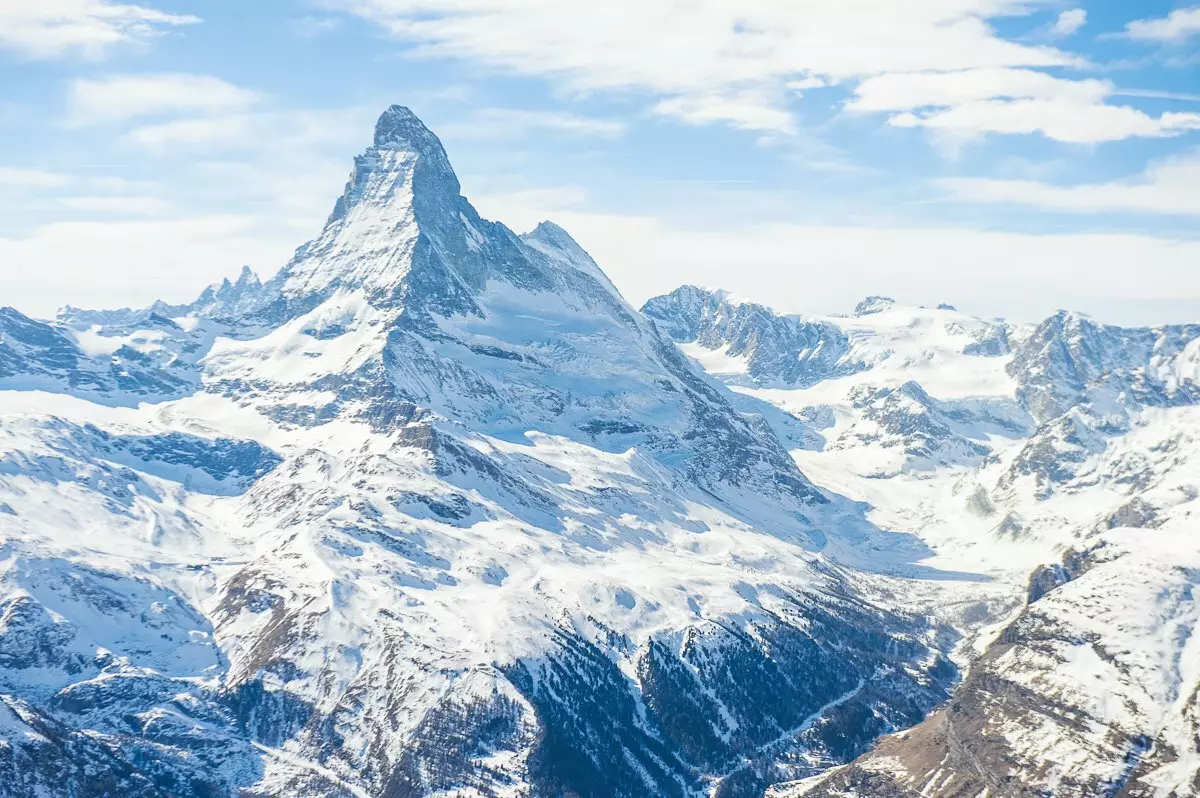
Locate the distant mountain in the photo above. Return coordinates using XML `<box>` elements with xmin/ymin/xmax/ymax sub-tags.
<box><xmin>642</xmin><ymin>285</ymin><xmax>861</xmax><ymax>387</ymax></box>
<box><xmin>642</xmin><ymin>287</ymin><xmax>1200</xmax><ymax>797</ymax></box>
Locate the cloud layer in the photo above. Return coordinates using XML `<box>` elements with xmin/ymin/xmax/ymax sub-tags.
<box><xmin>0</xmin><ymin>1</ymin><xmax>198</xmax><ymax>59</ymax></box>
<box><xmin>325</xmin><ymin>0</ymin><xmax>1197</xmax><ymax>143</ymax></box>
<box><xmin>939</xmin><ymin>150</ymin><xmax>1200</xmax><ymax>217</ymax></box>
<box><xmin>1125</xmin><ymin>6</ymin><xmax>1200</xmax><ymax>43</ymax></box>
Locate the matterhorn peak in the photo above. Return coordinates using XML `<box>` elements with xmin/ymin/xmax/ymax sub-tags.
<box><xmin>373</xmin><ymin>104</ymin><xmax>447</xmax><ymax>155</ymax></box>
<box><xmin>319</xmin><ymin>105</ymin><xmax>461</xmax><ymax>229</ymax></box>
<box><xmin>275</xmin><ymin>105</ymin><xmax>617</xmax><ymax>317</ymax></box>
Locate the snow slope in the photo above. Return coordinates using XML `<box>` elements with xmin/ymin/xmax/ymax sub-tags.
<box><xmin>644</xmin><ymin>286</ymin><xmax>1200</xmax><ymax>796</ymax></box>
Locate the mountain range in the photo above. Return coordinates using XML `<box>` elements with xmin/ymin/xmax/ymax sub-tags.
<box><xmin>2</xmin><ymin>105</ymin><xmax>1199</xmax><ymax>798</ymax></box>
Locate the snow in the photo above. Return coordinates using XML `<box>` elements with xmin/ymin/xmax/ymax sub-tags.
<box><xmin>6</xmin><ymin>105</ymin><xmax>1200</xmax><ymax>798</ymax></box>
<box><xmin>69</xmin><ymin>325</ymin><xmax>158</xmax><ymax>357</ymax></box>
<box><xmin>679</xmin><ymin>341</ymin><xmax>750</xmax><ymax>378</ymax></box>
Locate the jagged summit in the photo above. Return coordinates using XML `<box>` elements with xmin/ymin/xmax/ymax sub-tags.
<box><xmin>525</xmin><ymin>220</ymin><xmax>577</xmax><ymax>248</ymax></box>
<box><xmin>322</xmin><ymin>104</ymin><xmax>460</xmax><ymax>224</ymax></box>
<box><xmin>370</xmin><ymin>104</ymin><xmax>459</xmax><ymax>193</ymax></box>
<box><xmin>272</xmin><ymin>104</ymin><xmax>641</xmax><ymax>327</ymax></box>
<box><xmin>234</xmin><ymin>264</ymin><xmax>259</xmax><ymax>284</ymax></box>
<box><xmin>274</xmin><ymin>105</ymin><xmax>471</xmax><ymax>306</ymax></box>
<box><xmin>854</xmin><ymin>295</ymin><xmax>896</xmax><ymax>316</ymax></box>
<box><xmin>208</xmin><ymin>264</ymin><xmax>262</xmax><ymax>299</ymax></box>
<box><xmin>373</xmin><ymin>104</ymin><xmax>441</xmax><ymax>151</ymax></box>
<box><xmin>642</xmin><ymin>285</ymin><xmax>861</xmax><ymax>387</ymax></box>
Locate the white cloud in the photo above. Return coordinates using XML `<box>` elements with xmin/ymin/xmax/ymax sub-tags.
<box><xmin>0</xmin><ymin>167</ymin><xmax>72</xmax><ymax>189</ymax></box>
<box><xmin>0</xmin><ymin>0</ymin><xmax>198</xmax><ymax>59</ymax></box>
<box><xmin>787</xmin><ymin>75</ymin><xmax>830</xmax><ymax>92</ymax></box>
<box><xmin>0</xmin><ymin>216</ymin><xmax>296</xmax><ymax>317</ymax></box>
<box><xmin>439</xmin><ymin>108</ymin><xmax>625</xmax><ymax>140</ymax></box>
<box><xmin>326</xmin><ymin>1</ymin><xmax>1197</xmax><ymax>145</ymax></box>
<box><xmin>325</xmin><ymin>0</ymin><xmax>1076</xmax><ymax>133</ymax></box>
<box><xmin>1050</xmin><ymin>8</ymin><xmax>1087</xmax><ymax>37</ymax></box>
<box><xmin>653</xmin><ymin>90</ymin><xmax>797</xmax><ymax>134</ymax></box>
<box><xmin>1125</xmin><ymin>6</ymin><xmax>1200</xmax><ymax>42</ymax></box>
<box><xmin>937</xmin><ymin>150</ymin><xmax>1200</xmax><ymax>216</ymax></box>
<box><xmin>890</xmin><ymin>99</ymin><xmax>1200</xmax><ymax>143</ymax></box>
<box><xmin>68</xmin><ymin>73</ymin><xmax>262</xmax><ymax>126</ymax></box>
<box><xmin>126</xmin><ymin>114</ymin><xmax>259</xmax><ymax>149</ymax></box>
<box><xmin>849</xmin><ymin>68</ymin><xmax>1110</xmax><ymax>112</ymax></box>
<box><xmin>123</xmin><ymin>107</ymin><xmax>374</xmax><ymax>154</ymax></box>
<box><xmin>59</xmin><ymin>195</ymin><xmax>174</xmax><ymax>215</ymax></box>
<box><xmin>850</xmin><ymin>68</ymin><xmax>1200</xmax><ymax>143</ymax></box>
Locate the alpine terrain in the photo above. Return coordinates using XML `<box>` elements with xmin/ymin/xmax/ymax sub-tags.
<box><xmin>1</xmin><ymin>106</ymin><xmax>1198</xmax><ymax>797</ymax></box>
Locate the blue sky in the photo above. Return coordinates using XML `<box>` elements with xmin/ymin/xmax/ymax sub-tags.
<box><xmin>2</xmin><ymin>0</ymin><xmax>1200</xmax><ymax>324</ymax></box>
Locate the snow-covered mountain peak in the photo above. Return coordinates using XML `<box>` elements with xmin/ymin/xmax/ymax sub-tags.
<box><xmin>373</xmin><ymin>104</ymin><xmax>446</xmax><ymax>153</ymax></box>
<box><xmin>269</xmin><ymin>105</ymin><xmax>636</xmax><ymax>329</ymax></box>
<box><xmin>158</xmin><ymin>264</ymin><xmax>264</xmax><ymax>320</ymax></box>
<box><xmin>521</xmin><ymin>220</ymin><xmax>587</xmax><ymax>261</ymax></box>
<box><xmin>232</xmin><ymin>264</ymin><xmax>260</xmax><ymax>288</ymax></box>
<box><xmin>853</xmin><ymin>295</ymin><xmax>896</xmax><ymax>316</ymax></box>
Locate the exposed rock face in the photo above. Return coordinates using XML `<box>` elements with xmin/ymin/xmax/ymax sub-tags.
<box><xmin>1007</xmin><ymin>311</ymin><xmax>1200</xmax><ymax>425</ymax></box>
<box><xmin>770</xmin><ymin>542</ymin><xmax>1200</xmax><ymax>798</ymax></box>
<box><xmin>642</xmin><ymin>286</ymin><xmax>860</xmax><ymax>387</ymax></box>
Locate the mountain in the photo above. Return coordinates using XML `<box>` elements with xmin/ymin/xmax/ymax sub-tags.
<box><xmin>0</xmin><ymin>107</ymin><xmax>965</xmax><ymax>798</ymax></box>
<box><xmin>5</xmin><ymin>106</ymin><xmax>1200</xmax><ymax>798</ymax></box>
<box><xmin>643</xmin><ymin>287</ymin><xmax>1200</xmax><ymax>797</ymax></box>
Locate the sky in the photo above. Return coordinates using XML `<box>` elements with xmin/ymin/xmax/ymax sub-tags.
<box><xmin>2</xmin><ymin>1</ymin><xmax>1200</xmax><ymax>325</ymax></box>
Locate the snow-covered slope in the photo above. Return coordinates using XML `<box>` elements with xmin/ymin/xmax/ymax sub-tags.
<box><xmin>0</xmin><ymin>108</ymin><xmax>970</xmax><ymax>798</ymax></box>
<box><xmin>6</xmin><ymin>105</ymin><xmax>1199</xmax><ymax>798</ymax></box>
<box><xmin>644</xmin><ymin>286</ymin><xmax>1200</xmax><ymax>796</ymax></box>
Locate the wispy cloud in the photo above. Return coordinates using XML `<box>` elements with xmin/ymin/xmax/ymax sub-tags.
<box><xmin>0</xmin><ymin>167</ymin><xmax>72</xmax><ymax>189</ymax></box>
<box><xmin>441</xmin><ymin>108</ymin><xmax>625</xmax><ymax>140</ymax></box>
<box><xmin>653</xmin><ymin>90</ymin><xmax>797</xmax><ymax>134</ymax></box>
<box><xmin>290</xmin><ymin>16</ymin><xmax>342</xmax><ymax>38</ymax></box>
<box><xmin>850</xmin><ymin>68</ymin><xmax>1200</xmax><ymax>143</ymax></box>
<box><xmin>1112</xmin><ymin>88</ymin><xmax>1200</xmax><ymax>102</ymax></box>
<box><xmin>123</xmin><ymin>107</ymin><xmax>373</xmax><ymax>154</ymax></box>
<box><xmin>470</xmin><ymin>185</ymin><xmax>591</xmax><ymax>232</ymax></box>
<box><xmin>323</xmin><ymin>1</ymin><xmax>1200</xmax><ymax>148</ymax></box>
<box><xmin>59</xmin><ymin>195</ymin><xmax>174</xmax><ymax>215</ymax></box>
<box><xmin>937</xmin><ymin>150</ymin><xmax>1200</xmax><ymax>217</ymax></box>
<box><xmin>1124</xmin><ymin>6</ymin><xmax>1200</xmax><ymax>43</ymax></box>
<box><xmin>323</xmin><ymin>0</ymin><xmax>1078</xmax><ymax>136</ymax></box>
<box><xmin>1050</xmin><ymin>9</ymin><xmax>1087</xmax><ymax>38</ymax></box>
<box><xmin>68</xmin><ymin>73</ymin><xmax>262</xmax><ymax>126</ymax></box>
<box><xmin>890</xmin><ymin>99</ymin><xmax>1200</xmax><ymax>144</ymax></box>
<box><xmin>0</xmin><ymin>1</ymin><xmax>199</xmax><ymax>60</ymax></box>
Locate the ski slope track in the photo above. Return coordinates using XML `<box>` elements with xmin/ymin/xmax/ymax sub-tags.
<box><xmin>1</xmin><ymin>106</ymin><xmax>1197</xmax><ymax>797</ymax></box>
